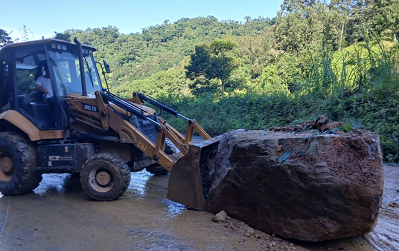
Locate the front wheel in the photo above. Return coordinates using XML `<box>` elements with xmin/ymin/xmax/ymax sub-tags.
<box><xmin>0</xmin><ymin>132</ymin><xmax>42</xmax><ymax>195</ymax></box>
<box><xmin>80</xmin><ymin>153</ymin><xmax>131</xmax><ymax>201</ymax></box>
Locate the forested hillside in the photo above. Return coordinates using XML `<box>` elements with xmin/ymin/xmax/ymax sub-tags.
<box><xmin>1</xmin><ymin>0</ymin><xmax>398</xmax><ymax>162</ymax></box>
<box><xmin>52</xmin><ymin>15</ymin><xmax>273</xmax><ymax>94</ymax></box>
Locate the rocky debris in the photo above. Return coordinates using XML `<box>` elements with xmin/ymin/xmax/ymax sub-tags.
<box><xmin>204</xmin><ymin>128</ymin><xmax>384</xmax><ymax>242</ymax></box>
<box><xmin>269</xmin><ymin>115</ymin><xmax>343</xmax><ymax>133</ymax></box>
<box><xmin>212</xmin><ymin>210</ymin><xmax>229</xmax><ymax>222</ymax></box>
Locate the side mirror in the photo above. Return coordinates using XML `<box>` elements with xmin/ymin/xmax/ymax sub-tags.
<box><xmin>103</xmin><ymin>60</ymin><xmax>111</xmax><ymax>73</ymax></box>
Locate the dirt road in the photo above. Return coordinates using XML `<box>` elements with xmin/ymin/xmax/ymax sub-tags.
<box><xmin>0</xmin><ymin>165</ymin><xmax>398</xmax><ymax>251</ymax></box>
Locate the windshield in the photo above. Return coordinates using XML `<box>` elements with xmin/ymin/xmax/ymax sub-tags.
<box><xmin>48</xmin><ymin>46</ymin><xmax>102</xmax><ymax>97</ymax></box>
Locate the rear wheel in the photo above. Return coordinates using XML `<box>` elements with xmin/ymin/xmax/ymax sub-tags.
<box><xmin>0</xmin><ymin>132</ymin><xmax>42</xmax><ymax>195</ymax></box>
<box><xmin>80</xmin><ymin>153</ymin><xmax>131</xmax><ymax>201</ymax></box>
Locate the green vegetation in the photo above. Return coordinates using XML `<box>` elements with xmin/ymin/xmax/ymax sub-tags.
<box><xmin>2</xmin><ymin>0</ymin><xmax>399</xmax><ymax>162</ymax></box>
<box><xmin>0</xmin><ymin>29</ymin><xmax>13</xmax><ymax>48</ymax></box>
<box><xmin>186</xmin><ymin>38</ymin><xmax>238</xmax><ymax>96</ymax></box>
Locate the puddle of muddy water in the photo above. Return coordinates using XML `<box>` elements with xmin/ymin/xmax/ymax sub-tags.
<box><xmin>0</xmin><ymin>165</ymin><xmax>398</xmax><ymax>251</ymax></box>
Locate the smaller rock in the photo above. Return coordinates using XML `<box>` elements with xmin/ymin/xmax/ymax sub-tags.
<box><xmin>244</xmin><ymin>227</ymin><xmax>255</xmax><ymax>237</ymax></box>
<box><xmin>212</xmin><ymin>210</ymin><xmax>228</xmax><ymax>222</ymax></box>
<box><xmin>312</xmin><ymin>114</ymin><xmax>329</xmax><ymax>130</ymax></box>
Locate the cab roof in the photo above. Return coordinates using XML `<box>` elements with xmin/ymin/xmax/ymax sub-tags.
<box><xmin>0</xmin><ymin>38</ymin><xmax>96</xmax><ymax>52</ymax></box>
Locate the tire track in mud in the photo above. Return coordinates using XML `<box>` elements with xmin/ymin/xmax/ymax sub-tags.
<box><xmin>0</xmin><ymin>198</ymin><xmax>9</xmax><ymax>237</ymax></box>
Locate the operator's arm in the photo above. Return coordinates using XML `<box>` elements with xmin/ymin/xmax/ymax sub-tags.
<box><xmin>35</xmin><ymin>77</ymin><xmax>49</xmax><ymax>94</ymax></box>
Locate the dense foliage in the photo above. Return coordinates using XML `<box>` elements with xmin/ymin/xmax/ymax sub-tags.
<box><xmin>53</xmin><ymin>16</ymin><xmax>272</xmax><ymax>92</ymax></box>
<box><xmin>2</xmin><ymin>0</ymin><xmax>399</xmax><ymax>162</ymax></box>
<box><xmin>0</xmin><ymin>29</ymin><xmax>13</xmax><ymax>48</ymax></box>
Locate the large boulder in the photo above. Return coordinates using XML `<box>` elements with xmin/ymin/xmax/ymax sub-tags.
<box><xmin>205</xmin><ymin>129</ymin><xmax>384</xmax><ymax>242</ymax></box>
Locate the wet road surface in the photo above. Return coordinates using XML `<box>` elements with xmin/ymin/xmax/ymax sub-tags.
<box><xmin>0</xmin><ymin>171</ymin><xmax>272</xmax><ymax>251</ymax></box>
<box><xmin>0</xmin><ymin>165</ymin><xmax>398</xmax><ymax>251</ymax></box>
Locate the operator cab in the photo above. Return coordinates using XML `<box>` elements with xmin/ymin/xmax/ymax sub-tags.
<box><xmin>0</xmin><ymin>39</ymin><xmax>103</xmax><ymax>130</ymax></box>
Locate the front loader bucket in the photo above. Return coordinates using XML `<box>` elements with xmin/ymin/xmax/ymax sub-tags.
<box><xmin>167</xmin><ymin>137</ymin><xmax>220</xmax><ymax>211</ymax></box>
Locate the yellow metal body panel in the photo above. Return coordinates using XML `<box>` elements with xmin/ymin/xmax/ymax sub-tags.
<box><xmin>0</xmin><ymin>110</ymin><xmax>65</xmax><ymax>141</ymax></box>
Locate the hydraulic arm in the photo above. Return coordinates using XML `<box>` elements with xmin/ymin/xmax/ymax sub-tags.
<box><xmin>69</xmin><ymin>90</ymin><xmax>211</xmax><ymax>172</ymax></box>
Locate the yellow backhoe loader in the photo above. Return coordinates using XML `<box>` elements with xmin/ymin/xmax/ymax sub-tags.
<box><xmin>0</xmin><ymin>38</ymin><xmax>218</xmax><ymax>210</ymax></box>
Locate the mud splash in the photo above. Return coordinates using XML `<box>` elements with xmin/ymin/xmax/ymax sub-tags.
<box><xmin>0</xmin><ymin>165</ymin><xmax>398</xmax><ymax>250</ymax></box>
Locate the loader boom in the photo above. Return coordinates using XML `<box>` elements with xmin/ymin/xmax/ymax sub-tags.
<box><xmin>68</xmin><ymin>90</ymin><xmax>211</xmax><ymax>172</ymax></box>
<box><xmin>133</xmin><ymin>92</ymin><xmax>211</xmax><ymax>143</ymax></box>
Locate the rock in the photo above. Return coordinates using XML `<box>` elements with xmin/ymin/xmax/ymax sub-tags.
<box><xmin>269</xmin><ymin>115</ymin><xmax>343</xmax><ymax>133</ymax></box>
<box><xmin>204</xmin><ymin>129</ymin><xmax>384</xmax><ymax>242</ymax></box>
<box><xmin>212</xmin><ymin>210</ymin><xmax>228</xmax><ymax>222</ymax></box>
<box><xmin>244</xmin><ymin>226</ymin><xmax>255</xmax><ymax>237</ymax></box>
<box><xmin>312</xmin><ymin>114</ymin><xmax>329</xmax><ymax>130</ymax></box>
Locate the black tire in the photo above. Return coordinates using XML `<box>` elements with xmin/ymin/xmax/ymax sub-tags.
<box><xmin>145</xmin><ymin>164</ymin><xmax>169</xmax><ymax>175</ymax></box>
<box><xmin>80</xmin><ymin>153</ymin><xmax>131</xmax><ymax>201</ymax></box>
<box><xmin>145</xmin><ymin>139</ymin><xmax>176</xmax><ymax>175</ymax></box>
<box><xmin>0</xmin><ymin>132</ymin><xmax>42</xmax><ymax>195</ymax></box>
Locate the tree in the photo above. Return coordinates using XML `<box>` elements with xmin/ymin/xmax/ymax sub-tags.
<box><xmin>329</xmin><ymin>0</ymin><xmax>374</xmax><ymax>45</ymax></box>
<box><xmin>0</xmin><ymin>29</ymin><xmax>13</xmax><ymax>48</ymax></box>
<box><xmin>274</xmin><ymin>0</ymin><xmax>367</xmax><ymax>54</ymax></box>
<box><xmin>328</xmin><ymin>0</ymin><xmax>351</xmax><ymax>51</ymax></box>
<box><xmin>280</xmin><ymin>0</ymin><xmax>317</xmax><ymax>13</ymax></box>
<box><xmin>186</xmin><ymin>38</ymin><xmax>238</xmax><ymax>96</ymax></box>
<box><xmin>244</xmin><ymin>16</ymin><xmax>252</xmax><ymax>23</ymax></box>
<box><xmin>275</xmin><ymin>0</ymin><xmax>327</xmax><ymax>54</ymax></box>
<box><xmin>185</xmin><ymin>45</ymin><xmax>214</xmax><ymax>95</ymax></box>
<box><xmin>54</xmin><ymin>31</ymin><xmax>71</xmax><ymax>41</ymax></box>
<box><xmin>208</xmin><ymin>38</ymin><xmax>238</xmax><ymax>95</ymax></box>
<box><xmin>372</xmin><ymin>0</ymin><xmax>399</xmax><ymax>40</ymax></box>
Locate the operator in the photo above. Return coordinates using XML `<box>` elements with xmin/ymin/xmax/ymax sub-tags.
<box><xmin>1</xmin><ymin>68</ymin><xmax>8</xmax><ymax>89</ymax></box>
<box><xmin>1</xmin><ymin>68</ymin><xmax>9</xmax><ymax>110</ymax></box>
<box><xmin>34</xmin><ymin>64</ymin><xmax>53</xmax><ymax>98</ymax></box>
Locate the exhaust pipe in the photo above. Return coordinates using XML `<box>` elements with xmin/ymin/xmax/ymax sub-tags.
<box><xmin>74</xmin><ymin>38</ymin><xmax>87</xmax><ymax>96</ymax></box>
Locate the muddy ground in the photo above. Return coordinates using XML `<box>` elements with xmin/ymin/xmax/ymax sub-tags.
<box><xmin>0</xmin><ymin>164</ymin><xmax>398</xmax><ymax>251</ymax></box>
